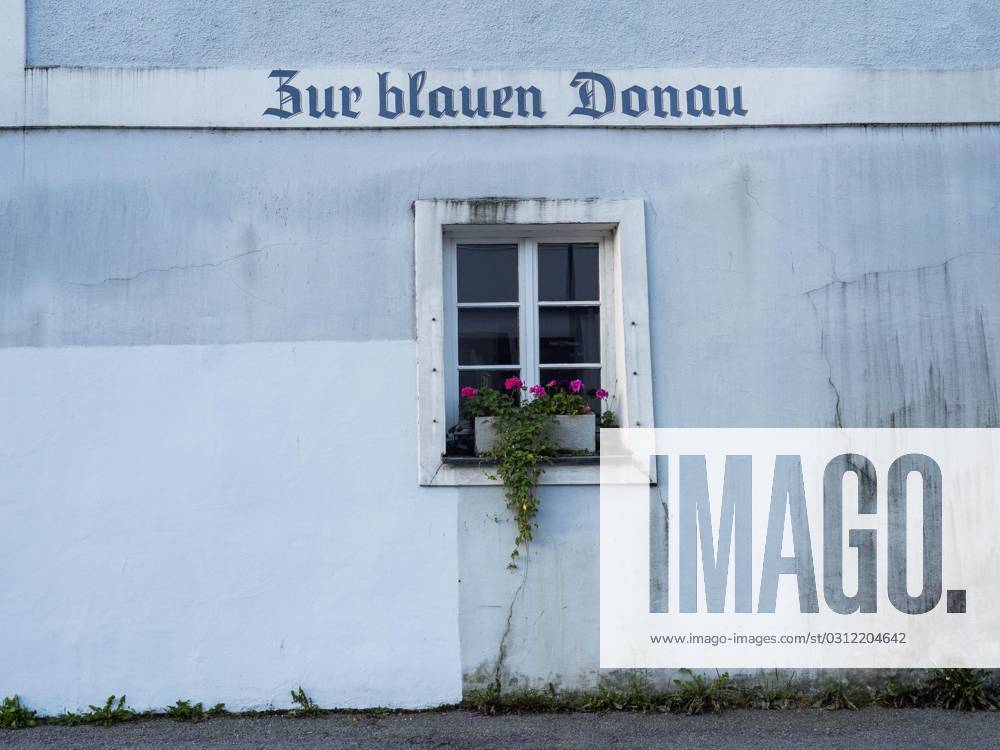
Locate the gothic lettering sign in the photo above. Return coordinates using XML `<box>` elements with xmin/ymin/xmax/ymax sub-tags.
<box><xmin>10</xmin><ymin>67</ymin><xmax>1000</xmax><ymax>129</ymax></box>
<box><xmin>261</xmin><ymin>69</ymin><xmax>748</xmax><ymax>123</ymax></box>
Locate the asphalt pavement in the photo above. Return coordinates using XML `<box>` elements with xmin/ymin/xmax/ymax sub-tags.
<box><xmin>2</xmin><ymin>708</ymin><xmax>998</xmax><ymax>749</ymax></box>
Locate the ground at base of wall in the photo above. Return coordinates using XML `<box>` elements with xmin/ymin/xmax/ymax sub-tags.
<box><xmin>2</xmin><ymin>709</ymin><xmax>999</xmax><ymax>750</ymax></box>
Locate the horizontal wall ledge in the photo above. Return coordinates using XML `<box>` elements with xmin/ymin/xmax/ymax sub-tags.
<box><xmin>4</xmin><ymin>67</ymin><xmax>1000</xmax><ymax>129</ymax></box>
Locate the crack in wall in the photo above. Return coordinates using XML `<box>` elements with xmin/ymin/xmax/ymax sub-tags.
<box><xmin>805</xmin><ymin>290</ymin><xmax>846</xmax><ymax>428</ymax></box>
<box><xmin>493</xmin><ymin>557</ymin><xmax>529</xmax><ymax>693</ymax></box>
<box><xmin>802</xmin><ymin>251</ymin><xmax>1000</xmax><ymax>298</ymax></box>
<box><xmin>66</xmin><ymin>244</ymin><xmax>276</xmax><ymax>287</ymax></box>
<box><xmin>740</xmin><ymin>168</ymin><xmax>844</xmax><ymax>282</ymax></box>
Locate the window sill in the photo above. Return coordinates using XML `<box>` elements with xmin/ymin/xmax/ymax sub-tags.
<box><xmin>441</xmin><ymin>454</ymin><xmax>599</xmax><ymax>467</ymax></box>
<box><xmin>429</xmin><ymin>455</ymin><xmax>600</xmax><ymax>486</ymax></box>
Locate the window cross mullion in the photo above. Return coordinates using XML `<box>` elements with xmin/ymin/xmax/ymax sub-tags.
<box><xmin>520</xmin><ymin>237</ymin><xmax>539</xmax><ymax>391</ymax></box>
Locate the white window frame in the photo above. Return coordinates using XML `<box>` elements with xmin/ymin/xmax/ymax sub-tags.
<box><xmin>415</xmin><ymin>198</ymin><xmax>654</xmax><ymax>486</ymax></box>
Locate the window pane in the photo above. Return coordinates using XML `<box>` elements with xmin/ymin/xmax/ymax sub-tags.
<box><xmin>459</xmin><ymin>369</ymin><xmax>521</xmax><ymax>392</ymax></box>
<box><xmin>458</xmin><ymin>244</ymin><xmax>518</xmax><ymax>303</ymax></box>
<box><xmin>540</xmin><ymin>368</ymin><xmax>603</xmax><ymax>416</ymax></box>
<box><xmin>539</xmin><ymin>306</ymin><xmax>600</xmax><ymax>364</ymax></box>
<box><xmin>538</xmin><ymin>243</ymin><xmax>599</xmax><ymax>301</ymax></box>
<box><xmin>458</xmin><ymin>308</ymin><xmax>519</xmax><ymax>365</ymax></box>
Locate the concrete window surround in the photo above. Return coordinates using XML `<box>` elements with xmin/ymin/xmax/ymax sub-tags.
<box><xmin>414</xmin><ymin>198</ymin><xmax>654</xmax><ymax>486</ymax></box>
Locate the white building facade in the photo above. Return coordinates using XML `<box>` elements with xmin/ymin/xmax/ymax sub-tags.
<box><xmin>2</xmin><ymin>0</ymin><xmax>999</xmax><ymax>712</ymax></box>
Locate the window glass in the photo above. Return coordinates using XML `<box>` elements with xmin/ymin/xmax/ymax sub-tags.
<box><xmin>458</xmin><ymin>308</ymin><xmax>519</xmax><ymax>365</ymax></box>
<box><xmin>539</xmin><ymin>306</ymin><xmax>600</xmax><ymax>364</ymax></box>
<box><xmin>458</xmin><ymin>244</ymin><xmax>518</xmax><ymax>303</ymax></box>
<box><xmin>449</xmin><ymin>234</ymin><xmax>604</xmax><ymax>438</ymax></box>
<box><xmin>459</xmin><ymin>369</ymin><xmax>521</xmax><ymax>392</ymax></box>
<box><xmin>538</xmin><ymin>243</ymin><xmax>599</xmax><ymax>301</ymax></box>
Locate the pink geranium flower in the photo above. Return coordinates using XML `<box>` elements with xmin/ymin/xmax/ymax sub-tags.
<box><xmin>546</xmin><ymin>380</ymin><xmax>558</xmax><ymax>388</ymax></box>
<box><xmin>569</xmin><ymin>379</ymin><xmax>584</xmax><ymax>393</ymax></box>
<box><xmin>460</xmin><ymin>386</ymin><xmax>478</xmax><ymax>398</ymax></box>
<box><xmin>528</xmin><ymin>384</ymin><xmax>545</xmax><ymax>396</ymax></box>
<box><xmin>504</xmin><ymin>376</ymin><xmax>524</xmax><ymax>391</ymax></box>
<box><xmin>595</xmin><ymin>388</ymin><xmax>609</xmax><ymax>399</ymax></box>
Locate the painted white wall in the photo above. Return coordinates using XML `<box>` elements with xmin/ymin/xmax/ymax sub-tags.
<box><xmin>1</xmin><ymin>122</ymin><xmax>999</xmax><ymax>701</ymax></box>
<box><xmin>0</xmin><ymin>340</ymin><xmax>462</xmax><ymax>712</ymax></box>
<box><xmin>25</xmin><ymin>0</ymin><xmax>1000</xmax><ymax>69</ymax></box>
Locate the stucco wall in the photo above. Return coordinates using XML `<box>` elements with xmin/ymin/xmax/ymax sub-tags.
<box><xmin>0</xmin><ymin>339</ymin><xmax>462</xmax><ymax>713</ymax></box>
<box><xmin>2</xmin><ymin>124</ymin><xmax>999</xmax><ymax>705</ymax></box>
<box><xmin>25</xmin><ymin>0</ymin><xmax>1000</xmax><ymax>69</ymax></box>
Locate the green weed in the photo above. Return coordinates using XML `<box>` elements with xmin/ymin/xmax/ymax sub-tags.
<box><xmin>288</xmin><ymin>687</ymin><xmax>322</xmax><ymax>718</ymax></box>
<box><xmin>82</xmin><ymin>695</ymin><xmax>135</xmax><ymax>726</ymax></box>
<box><xmin>666</xmin><ymin>669</ymin><xmax>742</xmax><ymax>715</ymax></box>
<box><xmin>583</xmin><ymin>674</ymin><xmax>663</xmax><ymax>712</ymax></box>
<box><xmin>0</xmin><ymin>695</ymin><xmax>37</xmax><ymax>729</ymax></box>
<box><xmin>811</xmin><ymin>679</ymin><xmax>865</xmax><ymax>711</ymax></box>
<box><xmin>874</xmin><ymin>674</ymin><xmax>926</xmax><ymax>708</ymax></box>
<box><xmin>926</xmin><ymin>669</ymin><xmax>997</xmax><ymax>711</ymax></box>
<box><xmin>166</xmin><ymin>699</ymin><xmax>226</xmax><ymax>722</ymax></box>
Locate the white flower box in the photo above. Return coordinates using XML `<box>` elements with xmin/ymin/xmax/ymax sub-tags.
<box><xmin>474</xmin><ymin>414</ymin><xmax>596</xmax><ymax>455</ymax></box>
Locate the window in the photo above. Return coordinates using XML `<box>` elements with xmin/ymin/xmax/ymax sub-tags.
<box><xmin>443</xmin><ymin>235</ymin><xmax>610</xmax><ymax>437</ymax></box>
<box><xmin>415</xmin><ymin>198</ymin><xmax>653</xmax><ymax>486</ymax></box>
